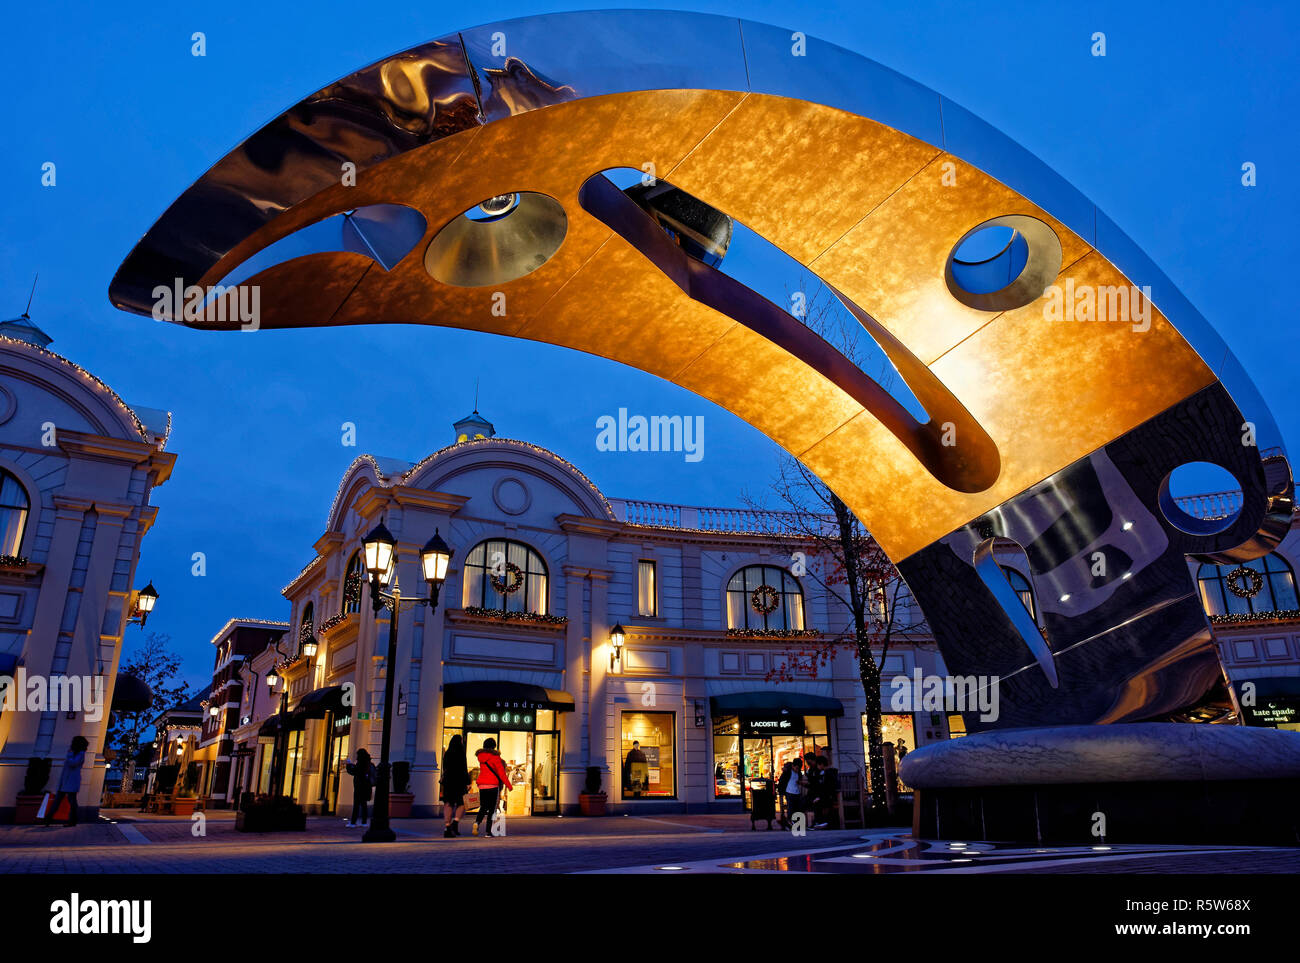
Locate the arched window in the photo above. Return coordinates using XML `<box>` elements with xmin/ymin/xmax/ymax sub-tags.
<box><xmin>342</xmin><ymin>552</ymin><xmax>363</xmax><ymax>615</ymax></box>
<box><xmin>299</xmin><ymin>602</ymin><xmax>315</xmax><ymax>648</ymax></box>
<box><xmin>1001</xmin><ymin>566</ymin><xmax>1036</xmax><ymax>621</ymax></box>
<box><xmin>1198</xmin><ymin>554</ymin><xmax>1299</xmax><ymax>616</ymax></box>
<box><xmin>0</xmin><ymin>470</ymin><xmax>30</xmax><ymax>558</ymax></box>
<box><xmin>462</xmin><ymin>538</ymin><xmax>549</xmax><ymax>614</ymax></box>
<box><xmin>726</xmin><ymin>565</ymin><xmax>805</xmax><ymax>631</ymax></box>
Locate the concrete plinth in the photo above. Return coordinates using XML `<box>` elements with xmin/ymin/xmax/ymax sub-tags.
<box><xmin>899</xmin><ymin>723</ymin><xmax>1300</xmax><ymax>845</ymax></box>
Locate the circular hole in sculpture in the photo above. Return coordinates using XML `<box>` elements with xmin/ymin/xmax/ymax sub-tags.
<box><xmin>944</xmin><ymin>214</ymin><xmax>1062</xmax><ymax>312</ymax></box>
<box><xmin>425</xmin><ymin>191</ymin><xmax>566</xmax><ymax>287</ymax></box>
<box><xmin>1158</xmin><ymin>461</ymin><xmax>1243</xmax><ymax>536</ymax></box>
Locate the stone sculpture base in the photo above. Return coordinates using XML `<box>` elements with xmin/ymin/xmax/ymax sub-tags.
<box><xmin>899</xmin><ymin>723</ymin><xmax>1300</xmax><ymax>845</ymax></box>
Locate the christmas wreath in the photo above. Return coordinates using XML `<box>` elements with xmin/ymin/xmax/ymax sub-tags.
<box><xmin>750</xmin><ymin>584</ymin><xmax>781</xmax><ymax>615</ymax></box>
<box><xmin>1225</xmin><ymin>565</ymin><xmax>1264</xmax><ymax>599</ymax></box>
<box><xmin>490</xmin><ymin>561</ymin><xmax>525</xmax><ymax>596</ymax></box>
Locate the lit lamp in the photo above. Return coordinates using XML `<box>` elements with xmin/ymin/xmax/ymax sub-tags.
<box><xmin>209</xmin><ymin>706</ymin><xmax>219</xmax><ymax>718</ymax></box>
<box><xmin>610</xmin><ymin>623</ymin><xmax>626</xmax><ymax>672</ymax></box>
<box><xmin>420</xmin><ymin>529</ymin><xmax>454</xmax><ymax>606</ymax></box>
<box><xmin>134</xmin><ymin>582</ymin><xmax>158</xmax><ymax>627</ymax></box>
<box><xmin>301</xmin><ymin>634</ymin><xmax>319</xmax><ymax>659</ymax></box>
<box><xmin>265</xmin><ymin>666</ymin><xmax>280</xmax><ymax>690</ymax></box>
<box><xmin>358</xmin><ymin>523</ymin><xmax>454</xmax><ymax>844</ymax></box>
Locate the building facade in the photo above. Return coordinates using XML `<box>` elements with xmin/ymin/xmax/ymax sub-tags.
<box><xmin>0</xmin><ymin>319</ymin><xmax>174</xmax><ymax>820</ymax></box>
<box><xmin>202</xmin><ymin>415</ymin><xmax>1300</xmax><ymax>818</ymax></box>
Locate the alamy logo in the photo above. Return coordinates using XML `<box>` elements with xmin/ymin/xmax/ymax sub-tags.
<box><xmin>0</xmin><ymin>670</ymin><xmax>105</xmax><ymax>723</ymax></box>
<box><xmin>889</xmin><ymin>670</ymin><xmax>1000</xmax><ymax>722</ymax></box>
<box><xmin>1042</xmin><ymin>279</ymin><xmax>1153</xmax><ymax>332</ymax></box>
<box><xmin>595</xmin><ymin>408</ymin><xmax>704</xmax><ymax>462</ymax></box>
<box><xmin>151</xmin><ymin>278</ymin><xmax>260</xmax><ymax>329</ymax></box>
<box><xmin>50</xmin><ymin>894</ymin><xmax>151</xmax><ymax>943</ymax></box>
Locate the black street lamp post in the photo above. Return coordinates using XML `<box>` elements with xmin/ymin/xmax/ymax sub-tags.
<box><xmin>361</xmin><ymin>523</ymin><xmax>453</xmax><ymax>843</ymax></box>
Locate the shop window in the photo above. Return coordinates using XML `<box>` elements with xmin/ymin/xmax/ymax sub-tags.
<box><xmin>947</xmin><ymin>714</ymin><xmax>967</xmax><ymax>739</ymax></box>
<box><xmin>637</xmin><ymin>559</ymin><xmax>657</xmax><ymax>617</ymax></box>
<box><xmin>342</xmin><ymin>552</ymin><xmax>363</xmax><ymax>614</ymax></box>
<box><xmin>0</xmin><ymin>470</ymin><xmax>30</xmax><ymax>558</ymax></box>
<box><xmin>620</xmin><ymin>711</ymin><xmax>676</xmax><ymax>799</ymax></box>
<box><xmin>726</xmin><ymin>564</ymin><xmax>805</xmax><ymax>631</ymax></box>
<box><xmin>862</xmin><ymin>712</ymin><xmax>916</xmax><ymax>791</ymax></box>
<box><xmin>712</xmin><ymin>715</ymin><xmax>741</xmax><ymax>798</ymax></box>
<box><xmin>1198</xmin><ymin>554</ymin><xmax>1299</xmax><ymax>616</ymax></box>
<box><xmin>462</xmin><ymin>538</ymin><xmax>549</xmax><ymax>614</ymax></box>
<box><xmin>256</xmin><ymin>738</ymin><xmax>275</xmax><ymax>794</ymax></box>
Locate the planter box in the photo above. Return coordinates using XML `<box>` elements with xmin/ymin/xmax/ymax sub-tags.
<box><xmin>388</xmin><ymin>793</ymin><xmax>414</xmax><ymax>819</ymax></box>
<box><xmin>236</xmin><ymin>807</ymin><xmax>307</xmax><ymax>832</ymax></box>
<box><xmin>170</xmin><ymin>798</ymin><xmax>198</xmax><ymax>817</ymax></box>
<box><xmin>14</xmin><ymin>794</ymin><xmax>44</xmax><ymax>825</ymax></box>
<box><xmin>578</xmin><ymin>793</ymin><xmax>607</xmax><ymax>816</ymax></box>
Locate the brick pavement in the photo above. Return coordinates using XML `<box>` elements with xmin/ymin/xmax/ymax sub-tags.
<box><xmin>2</xmin><ymin>811</ymin><xmax>1297</xmax><ymax>874</ymax></box>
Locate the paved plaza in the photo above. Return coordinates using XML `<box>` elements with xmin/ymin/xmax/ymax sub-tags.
<box><xmin>2</xmin><ymin>810</ymin><xmax>1297</xmax><ymax>874</ymax></box>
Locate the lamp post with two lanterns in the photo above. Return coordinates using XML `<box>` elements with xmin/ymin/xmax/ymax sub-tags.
<box><xmin>359</xmin><ymin>522</ymin><xmax>453</xmax><ymax>843</ymax></box>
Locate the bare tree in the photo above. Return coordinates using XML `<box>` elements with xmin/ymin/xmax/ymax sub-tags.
<box><xmin>744</xmin><ymin>282</ymin><xmax>929</xmax><ymax>810</ymax></box>
<box><xmin>106</xmin><ymin>632</ymin><xmax>190</xmax><ymax>792</ymax></box>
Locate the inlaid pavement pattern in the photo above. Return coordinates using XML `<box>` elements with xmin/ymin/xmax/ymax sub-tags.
<box><xmin>1</xmin><ymin>812</ymin><xmax>1297</xmax><ymax>874</ymax></box>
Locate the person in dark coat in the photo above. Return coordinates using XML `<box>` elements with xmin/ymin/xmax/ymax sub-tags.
<box><xmin>623</xmin><ymin>741</ymin><xmax>649</xmax><ymax>797</ymax></box>
<box><xmin>440</xmin><ymin>735</ymin><xmax>470</xmax><ymax>838</ymax></box>
<box><xmin>45</xmin><ymin>736</ymin><xmax>89</xmax><ymax>827</ymax></box>
<box><xmin>345</xmin><ymin>748</ymin><xmax>377</xmax><ymax>827</ymax></box>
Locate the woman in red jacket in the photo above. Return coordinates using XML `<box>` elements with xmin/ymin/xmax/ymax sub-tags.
<box><xmin>473</xmin><ymin>738</ymin><xmax>513</xmax><ymax>836</ymax></box>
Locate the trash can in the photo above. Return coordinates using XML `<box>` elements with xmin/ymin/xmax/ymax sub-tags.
<box><xmin>750</xmin><ymin>778</ymin><xmax>776</xmax><ymax>830</ymax></box>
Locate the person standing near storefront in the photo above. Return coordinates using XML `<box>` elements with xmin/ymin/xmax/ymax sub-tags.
<box><xmin>473</xmin><ymin>738</ymin><xmax>512</xmax><ymax>837</ymax></box>
<box><xmin>345</xmin><ymin>748</ymin><xmax>376</xmax><ymax>827</ymax></box>
<box><xmin>440</xmin><ymin>735</ymin><xmax>470</xmax><ymax>838</ymax></box>
<box><xmin>802</xmin><ymin>751</ymin><xmax>821</xmax><ymax>829</ymax></box>
<box><xmin>781</xmin><ymin>757</ymin><xmax>805</xmax><ymax>826</ymax></box>
<box><xmin>623</xmin><ymin>740</ymin><xmax>649</xmax><ymax>797</ymax></box>
<box><xmin>44</xmin><ymin>735</ymin><xmax>88</xmax><ymax>827</ymax></box>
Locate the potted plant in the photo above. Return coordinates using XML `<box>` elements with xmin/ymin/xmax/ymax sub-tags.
<box><xmin>389</xmin><ymin>761</ymin><xmax>414</xmax><ymax>818</ymax></box>
<box><xmin>579</xmin><ymin>766</ymin><xmax>606</xmax><ymax>816</ymax></box>
<box><xmin>236</xmin><ymin>793</ymin><xmax>306</xmax><ymax>832</ymax></box>
<box><xmin>14</xmin><ymin>757</ymin><xmax>52</xmax><ymax>824</ymax></box>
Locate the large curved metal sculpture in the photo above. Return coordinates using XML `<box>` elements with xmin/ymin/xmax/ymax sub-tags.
<box><xmin>109</xmin><ymin>10</ymin><xmax>1293</xmax><ymax>731</ymax></box>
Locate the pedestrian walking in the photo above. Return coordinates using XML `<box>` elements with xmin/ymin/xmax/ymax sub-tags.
<box><xmin>473</xmin><ymin>738</ymin><xmax>512</xmax><ymax>836</ymax></box>
<box><xmin>44</xmin><ymin>736</ymin><xmax>89</xmax><ymax>827</ymax></box>
<box><xmin>440</xmin><ymin>734</ymin><xmax>470</xmax><ymax>837</ymax></box>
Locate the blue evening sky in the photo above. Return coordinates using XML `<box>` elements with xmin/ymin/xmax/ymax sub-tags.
<box><xmin>1</xmin><ymin>1</ymin><xmax>1295</xmax><ymax>691</ymax></box>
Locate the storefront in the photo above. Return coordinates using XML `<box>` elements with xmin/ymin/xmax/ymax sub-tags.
<box><xmin>862</xmin><ymin>712</ymin><xmax>917</xmax><ymax>790</ymax></box>
<box><xmin>1234</xmin><ymin>677</ymin><xmax>1300</xmax><ymax>731</ymax></box>
<box><xmin>441</xmin><ymin>681</ymin><xmax>573</xmax><ymax>816</ymax></box>
<box><xmin>709</xmin><ymin>693</ymin><xmax>843</xmax><ymax>809</ymax></box>
<box><xmin>256</xmin><ymin>712</ymin><xmax>305</xmax><ymax>798</ymax></box>
<box><xmin>292</xmin><ymin>686</ymin><xmax>351</xmax><ymax>814</ymax></box>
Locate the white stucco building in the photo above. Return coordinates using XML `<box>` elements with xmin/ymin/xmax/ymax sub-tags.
<box><xmin>0</xmin><ymin>316</ymin><xmax>173</xmax><ymax>820</ymax></box>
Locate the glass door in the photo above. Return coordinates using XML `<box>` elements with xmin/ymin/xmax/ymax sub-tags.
<box><xmin>532</xmin><ymin>731</ymin><xmax>559</xmax><ymax>814</ymax></box>
<box><xmin>324</xmin><ymin>732</ymin><xmax>349</xmax><ymax>814</ymax></box>
<box><xmin>740</xmin><ymin>737</ymin><xmax>773</xmax><ymax>809</ymax></box>
<box><xmin>464</xmin><ymin>730</ymin><xmax>499</xmax><ymax>815</ymax></box>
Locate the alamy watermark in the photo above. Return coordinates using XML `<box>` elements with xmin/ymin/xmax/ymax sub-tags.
<box><xmin>152</xmin><ymin>278</ymin><xmax>260</xmax><ymax>329</ymax></box>
<box><xmin>0</xmin><ymin>670</ymin><xmax>105</xmax><ymax>723</ymax></box>
<box><xmin>889</xmin><ymin>669</ymin><xmax>1000</xmax><ymax>722</ymax></box>
<box><xmin>596</xmin><ymin>408</ymin><xmax>704</xmax><ymax>462</ymax></box>
<box><xmin>1042</xmin><ymin>280</ymin><xmax>1153</xmax><ymax>332</ymax></box>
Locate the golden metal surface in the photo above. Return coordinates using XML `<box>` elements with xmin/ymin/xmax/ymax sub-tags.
<box><xmin>191</xmin><ymin>90</ymin><xmax>1216</xmax><ymax>561</ymax></box>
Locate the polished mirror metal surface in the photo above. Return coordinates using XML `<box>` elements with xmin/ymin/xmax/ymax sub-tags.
<box><xmin>108</xmin><ymin>10</ymin><xmax>1294</xmax><ymax>729</ymax></box>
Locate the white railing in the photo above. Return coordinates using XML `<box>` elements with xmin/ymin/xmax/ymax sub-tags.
<box><xmin>1174</xmin><ymin>490</ymin><xmax>1243</xmax><ymax>521</ymax></box>
<box><xmin>615</xmin><ymin>488</ymin><xmax>1262</xmax><ymax>533</ymax></box>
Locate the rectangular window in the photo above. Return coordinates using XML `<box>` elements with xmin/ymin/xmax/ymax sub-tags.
<box><xmin>637</xmin><ymin>560</ymin><xmax>657</xmax><ymax>617</ymax></box>
<box><xmin>620</xmin><ymin>711</ymin><xmax>676</xmax><ymax>799</ymax></box>
<box><xmin>862</xmin><ymin>712</ymin><xmax>916</xmax><ymax>791</ymax></box>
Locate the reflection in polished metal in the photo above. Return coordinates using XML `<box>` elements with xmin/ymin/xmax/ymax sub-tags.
<box><xmin>424</xmin><ymin>191</ymin><xmax>567</xmax><ymax>288</ymax></box>
<box><xmin>108</xmin><ymin>10</ymin><xmax>1293</xmax><ymax>730</ymax></box>
<box><xmin>971</xmin><ymin>537</ymin><xmax>1059</xmax><ymax>688</ymax></box>
<box><xmin>944</xmin><ymin>215</ymin><xmax>1062</xmax><ymax>312</ymax></box>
